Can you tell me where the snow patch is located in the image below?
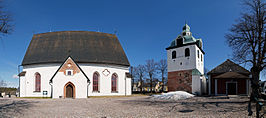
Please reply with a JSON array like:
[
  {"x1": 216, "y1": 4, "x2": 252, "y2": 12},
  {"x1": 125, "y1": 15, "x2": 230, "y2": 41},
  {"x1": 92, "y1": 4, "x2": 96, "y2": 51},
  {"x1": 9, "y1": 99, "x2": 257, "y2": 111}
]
[{"x1": 152, "y1": 91, "x2": 194, "y2": 100}]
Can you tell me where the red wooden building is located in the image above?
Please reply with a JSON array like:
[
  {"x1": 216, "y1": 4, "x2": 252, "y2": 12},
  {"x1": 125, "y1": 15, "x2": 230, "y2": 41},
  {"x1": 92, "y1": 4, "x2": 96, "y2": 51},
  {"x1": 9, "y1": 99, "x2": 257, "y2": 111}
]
[{"x1": 207, "y1": 59, "x2": 251, "y2": 95}]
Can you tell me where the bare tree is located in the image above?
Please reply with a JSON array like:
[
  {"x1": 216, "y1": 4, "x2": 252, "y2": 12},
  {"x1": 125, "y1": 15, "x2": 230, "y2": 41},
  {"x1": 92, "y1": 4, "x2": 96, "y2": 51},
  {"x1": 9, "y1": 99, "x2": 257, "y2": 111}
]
[
  {"x1": 0, "y1": 0, "x2": 12, "y2": 36},
  {"x1": 145, "y1": 59, "x2": 157, "y2": 93},
  {"x1": 133, "y1": 65, "x2": 145, "y2": 93},
  {"x1": 157, "y1": 59, "x2": 167, "y2": 92},
  {"x1": 225, "y1": 0, "x2": 265, "y2": 117}
]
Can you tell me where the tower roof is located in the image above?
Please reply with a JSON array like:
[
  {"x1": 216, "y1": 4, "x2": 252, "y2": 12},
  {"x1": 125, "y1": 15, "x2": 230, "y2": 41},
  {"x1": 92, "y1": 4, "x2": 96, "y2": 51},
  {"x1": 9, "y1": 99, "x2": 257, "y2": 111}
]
[
  {"x1": 166, "y1": 24, "x2": 203, "y2": 52},
  {"x1": 182, "y1": 24, "x2": 190, "y2": 32}
]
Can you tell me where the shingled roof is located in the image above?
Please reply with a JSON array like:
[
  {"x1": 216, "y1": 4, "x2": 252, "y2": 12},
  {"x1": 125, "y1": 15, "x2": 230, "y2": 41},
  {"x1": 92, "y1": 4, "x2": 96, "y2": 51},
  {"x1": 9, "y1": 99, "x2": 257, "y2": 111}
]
[
  {"x1": 207, "y1": 59, "x2": 250, "y2": 75},
  {"x1": 22, "y1": 31, "x2": 130, "y2": 66}
]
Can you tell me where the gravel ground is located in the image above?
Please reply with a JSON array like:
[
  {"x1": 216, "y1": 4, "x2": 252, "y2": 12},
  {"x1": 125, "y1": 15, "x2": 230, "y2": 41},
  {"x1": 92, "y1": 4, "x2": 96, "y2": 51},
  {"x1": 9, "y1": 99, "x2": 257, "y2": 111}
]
[{"x1": 0, "y1": 96, "x2": 264, "y2": 118}]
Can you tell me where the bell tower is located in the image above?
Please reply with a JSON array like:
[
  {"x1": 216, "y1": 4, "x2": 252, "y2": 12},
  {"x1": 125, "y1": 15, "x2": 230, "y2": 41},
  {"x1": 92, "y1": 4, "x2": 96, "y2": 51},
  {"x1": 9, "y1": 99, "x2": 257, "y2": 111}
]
[{"x1": 166, "y1": 24, "x2": 206, "y2": 94}]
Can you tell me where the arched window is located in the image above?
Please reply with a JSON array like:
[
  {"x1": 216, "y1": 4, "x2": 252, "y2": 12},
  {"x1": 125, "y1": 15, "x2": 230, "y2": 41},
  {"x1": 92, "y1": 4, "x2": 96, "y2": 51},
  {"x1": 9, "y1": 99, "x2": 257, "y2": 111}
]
[
  {"x1": 172, "y1": 51, "x2": 176, "y2": 59},
  {"x1": 201, "y1": 54, "x2": 203, "y2": 62},
  {"x1": 197, "y1": 50, "x2": 200, "y2": 58},
  {"x1": 35, "y1": 72, "x2": 41, "y2": 92},
  {"x1": 185, "y1": 48, "x2": 190, "y2": 57},
  {"x1": 93, "y1": 72, "x2": 99, "y2": 92},
  {"x1": 111, "y1": 73, "x2": 118, "y2": 92}
]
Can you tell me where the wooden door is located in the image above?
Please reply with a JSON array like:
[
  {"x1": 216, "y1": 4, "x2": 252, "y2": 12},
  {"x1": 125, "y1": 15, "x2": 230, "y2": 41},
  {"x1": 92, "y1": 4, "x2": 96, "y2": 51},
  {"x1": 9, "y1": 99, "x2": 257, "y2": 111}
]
[
  {"x1": 227, "y1": 83, "x2": 237, "y2": 95},
  {"x1": 66, "y1": 84, "x2": 73, "y2": 98}
]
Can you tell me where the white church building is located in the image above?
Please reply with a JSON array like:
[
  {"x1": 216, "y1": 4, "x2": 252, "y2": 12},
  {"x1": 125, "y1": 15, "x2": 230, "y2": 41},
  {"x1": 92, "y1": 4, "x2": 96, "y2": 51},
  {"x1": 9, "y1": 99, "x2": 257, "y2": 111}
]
[
  {"x1": 19, "y1": 31, "x2": 132, "y2": 98},
  {"x1": 166, "y1": 24, "x2": 207, "y2": 95}
]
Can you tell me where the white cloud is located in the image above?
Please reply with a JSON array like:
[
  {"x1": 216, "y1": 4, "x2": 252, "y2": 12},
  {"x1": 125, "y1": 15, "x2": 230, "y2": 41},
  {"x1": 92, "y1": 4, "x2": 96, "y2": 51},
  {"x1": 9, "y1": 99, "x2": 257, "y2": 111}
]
[{"x1": 12, "y1": 74, "x2": 19, "y2": 79}]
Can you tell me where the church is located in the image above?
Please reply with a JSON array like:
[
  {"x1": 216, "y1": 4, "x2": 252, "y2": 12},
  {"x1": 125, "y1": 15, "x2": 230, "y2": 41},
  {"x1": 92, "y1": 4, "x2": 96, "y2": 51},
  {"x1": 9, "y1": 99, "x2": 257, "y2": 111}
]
[
  {"x1": 166, "y1": 24, "x2": 207, "y2": 95},
  {"x1": 19, "y1": 31, "x2": 132, "y2": 98}
]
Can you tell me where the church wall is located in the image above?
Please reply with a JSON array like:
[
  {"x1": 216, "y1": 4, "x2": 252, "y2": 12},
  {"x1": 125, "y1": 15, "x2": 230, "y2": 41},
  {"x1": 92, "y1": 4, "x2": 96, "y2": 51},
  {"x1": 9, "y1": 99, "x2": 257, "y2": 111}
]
[
  {"x1": 20, "y1": 63, "x2": 131, "y2": 98},
  {"x1": 19, "y1": 76, "x2": 26, "y2": 97},
  {"x1": 52, "y1": 72, "x2": 88, "y2": 98},
  {"x1": 79, "y1": 64, "x2": 130, "y2": 96},
  {"x1": 22, "y1": 64, "x2": 60, "y2": 97}
]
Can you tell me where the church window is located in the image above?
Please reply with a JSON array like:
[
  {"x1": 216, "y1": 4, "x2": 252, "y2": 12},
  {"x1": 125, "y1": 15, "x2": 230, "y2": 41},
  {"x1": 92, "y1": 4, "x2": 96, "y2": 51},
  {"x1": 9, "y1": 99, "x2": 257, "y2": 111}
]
[
  {"x1": 35, "y1": 72, "x2": 41, "y2": 92},
  {"x1": 201, "y1": 54, "x2": 203, "y2": 62},
  {"x1": 111, "y1": 73, "x2": 118, "y2": 92},
  {"x1": 172, "y1": 51, "x2": 176, "y2": 59},
  {"x1": 66, "y1": 70, "x2": 73, "y2": 76},
  {"x1": 185, "y1": 48, "x2": 190, "y2": 57},
  {"x1": 93, "y1": 72, "x2": 99, "y2": 92},
  {"x1": 180, "y1": 62, "x2": 182, "y2": 65}
]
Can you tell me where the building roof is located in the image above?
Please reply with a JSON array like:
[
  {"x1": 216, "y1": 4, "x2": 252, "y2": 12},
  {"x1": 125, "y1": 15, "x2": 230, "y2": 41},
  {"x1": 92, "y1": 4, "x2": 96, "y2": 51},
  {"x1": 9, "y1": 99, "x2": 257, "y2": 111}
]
[
  {"x1": 18, "y1": 71, "x2": 26, "y2": 77},
  {"x1": 207, "y1": 59, "x2": 250, "y2": 75},
  {"x1": 22, "y1": 31, "x2": 130, "y2": 66},
  {"x1": 213, "y1": 72, "x2": 249, "y2": 79},
  {"x1": 166, "y1": 24, "x2": 203, "y2": 52}
]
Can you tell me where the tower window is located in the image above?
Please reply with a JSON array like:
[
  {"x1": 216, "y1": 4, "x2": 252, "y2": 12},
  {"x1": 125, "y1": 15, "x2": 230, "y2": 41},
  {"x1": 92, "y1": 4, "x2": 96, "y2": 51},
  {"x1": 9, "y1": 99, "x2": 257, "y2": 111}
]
[
  {"x1": 201, "y1": 54, "x2": 203, "y2": 62},
  {"x1": 197, "y1": 50, "x2": 200, "y2": 58},
  {"x1": 172, "y1": 51, "x2": 176, "y2": 59},
  {"x1": 185, "y1": 48, "x2": 190, "y2": 57}
]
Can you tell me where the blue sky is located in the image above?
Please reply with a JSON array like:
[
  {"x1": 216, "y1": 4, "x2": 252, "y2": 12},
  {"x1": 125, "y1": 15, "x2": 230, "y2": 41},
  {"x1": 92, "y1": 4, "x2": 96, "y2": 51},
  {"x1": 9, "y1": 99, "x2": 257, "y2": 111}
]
[{"x1": 0, "y1": 0, "x2": 263, "y2": 87}]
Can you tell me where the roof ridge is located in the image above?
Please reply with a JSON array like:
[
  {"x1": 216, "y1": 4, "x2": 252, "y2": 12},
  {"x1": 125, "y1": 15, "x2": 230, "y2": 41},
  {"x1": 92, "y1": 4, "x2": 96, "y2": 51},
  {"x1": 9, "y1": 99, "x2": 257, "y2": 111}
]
[{"x1": 34, "y1": 31, "x2": 116, "y2": 37}]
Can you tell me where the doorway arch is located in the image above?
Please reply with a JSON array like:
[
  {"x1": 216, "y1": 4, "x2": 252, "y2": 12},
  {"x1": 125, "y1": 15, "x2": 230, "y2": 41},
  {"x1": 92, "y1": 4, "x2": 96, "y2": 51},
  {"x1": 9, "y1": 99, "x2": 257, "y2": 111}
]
[{"x1": 64, "y1": 82, "x2": 75, "y2": 98}]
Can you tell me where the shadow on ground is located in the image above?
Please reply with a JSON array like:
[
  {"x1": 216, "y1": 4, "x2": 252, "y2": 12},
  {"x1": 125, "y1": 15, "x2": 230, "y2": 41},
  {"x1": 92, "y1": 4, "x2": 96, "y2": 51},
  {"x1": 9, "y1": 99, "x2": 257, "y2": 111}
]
[
  {"x1": 120, "y1": 97, "x2": 252, "y2": 114},
  {"x1": 0, "y1": 99, "x2": 37, "y2": 118}
]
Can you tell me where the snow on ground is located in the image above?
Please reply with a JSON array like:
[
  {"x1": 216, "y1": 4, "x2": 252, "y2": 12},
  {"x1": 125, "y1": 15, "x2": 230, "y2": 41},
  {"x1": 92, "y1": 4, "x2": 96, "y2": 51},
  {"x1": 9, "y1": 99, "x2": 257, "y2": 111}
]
[{"x1": 152, "y1": 91, "x2": 194, "y2": 100}]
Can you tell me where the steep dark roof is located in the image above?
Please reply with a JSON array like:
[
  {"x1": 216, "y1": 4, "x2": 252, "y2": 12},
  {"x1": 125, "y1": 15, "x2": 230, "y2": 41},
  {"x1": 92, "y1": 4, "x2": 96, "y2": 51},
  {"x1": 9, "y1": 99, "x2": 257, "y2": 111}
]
[
  {"x1": 22, "y1": 31, "x2": 130, "y2": 66},
  {"x1": 207, "y1": 59, "x2": 250, "y2": 75}
]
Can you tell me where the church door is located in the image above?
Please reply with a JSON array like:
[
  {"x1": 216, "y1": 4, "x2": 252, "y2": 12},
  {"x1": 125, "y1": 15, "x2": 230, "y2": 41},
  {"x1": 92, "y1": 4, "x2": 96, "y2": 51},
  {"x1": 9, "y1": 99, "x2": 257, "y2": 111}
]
[
  {"x1": 64, "y1": 82, "x2": 75, "y2": 98},
  {"x1": 66, "y1": 84, "x2": 73, "y2": 98}
]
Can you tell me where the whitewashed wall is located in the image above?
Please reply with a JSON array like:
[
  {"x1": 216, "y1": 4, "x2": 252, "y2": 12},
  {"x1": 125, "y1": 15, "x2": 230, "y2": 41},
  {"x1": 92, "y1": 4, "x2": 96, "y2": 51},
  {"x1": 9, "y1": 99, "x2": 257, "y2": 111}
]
[
  {"x1": 20, "y1": 64, "x2": 59, "y2": 97},
  {"x1": 52, "y1": 71, "x2": 88, "y2": 98},
  {"x1": 192, "y1": 75, "x2": 201, "y2": 95},
  {"x1": 80, "y1": 64, "x2": 130, "y2": 96},
  {"x1": 20, "y1": 63, "x2": 131, "y2": 98},
  {"x1": 167, "y1": 45, "x2": 204, "y2": 74},
  {"x1": 19, "y1": 76, "x2": 26, "y2": 97}
]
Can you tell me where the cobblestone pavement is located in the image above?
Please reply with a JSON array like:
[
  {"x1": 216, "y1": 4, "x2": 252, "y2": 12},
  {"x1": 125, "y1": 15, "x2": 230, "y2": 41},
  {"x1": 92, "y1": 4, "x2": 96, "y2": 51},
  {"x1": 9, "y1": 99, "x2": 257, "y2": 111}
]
[{"x1": 0, "y1": 96, "x2": 264, "y2": 118}]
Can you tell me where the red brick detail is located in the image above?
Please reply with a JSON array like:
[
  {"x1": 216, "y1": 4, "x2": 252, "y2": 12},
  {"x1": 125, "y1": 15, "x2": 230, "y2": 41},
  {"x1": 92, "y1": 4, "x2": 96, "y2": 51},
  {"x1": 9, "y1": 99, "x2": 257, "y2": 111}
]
[
  {"x1": 168, "y1": 70, "x2": 192, "y2": 93},
  {"x1": 59, "y1": 58, "x2": 80, "y2": 75}
]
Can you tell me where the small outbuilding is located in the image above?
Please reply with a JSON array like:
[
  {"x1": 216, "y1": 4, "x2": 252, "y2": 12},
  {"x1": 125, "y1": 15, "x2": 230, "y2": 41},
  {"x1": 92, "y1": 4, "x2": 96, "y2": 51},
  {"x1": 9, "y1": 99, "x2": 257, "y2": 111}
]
[{"x1": 207, "y1": 59, "x2": 251, "y2": 96}]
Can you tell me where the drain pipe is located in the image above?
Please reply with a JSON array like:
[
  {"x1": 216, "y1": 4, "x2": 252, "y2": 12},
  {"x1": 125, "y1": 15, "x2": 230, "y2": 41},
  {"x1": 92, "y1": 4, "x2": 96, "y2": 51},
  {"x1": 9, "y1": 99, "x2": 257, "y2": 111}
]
[
  {"x1": 125, "y1": 75, "x2": 126, "y2": 96},
  {"x1": 49, "y1": 82, "x2": 53, "y2": 98},
  {"x1": 87, "y1": 81, "x2": 90, "y2": 98},
  {"x1": 17, "y1": 65, "x2": 22, "y2": 97}
]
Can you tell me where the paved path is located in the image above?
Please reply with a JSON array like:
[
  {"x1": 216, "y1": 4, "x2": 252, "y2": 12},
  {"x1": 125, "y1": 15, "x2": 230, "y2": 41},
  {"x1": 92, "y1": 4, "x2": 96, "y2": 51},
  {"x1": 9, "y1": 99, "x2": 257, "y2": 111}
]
[{"x1": 0, "y1": 96, "x2": 263, "y2": 118}]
